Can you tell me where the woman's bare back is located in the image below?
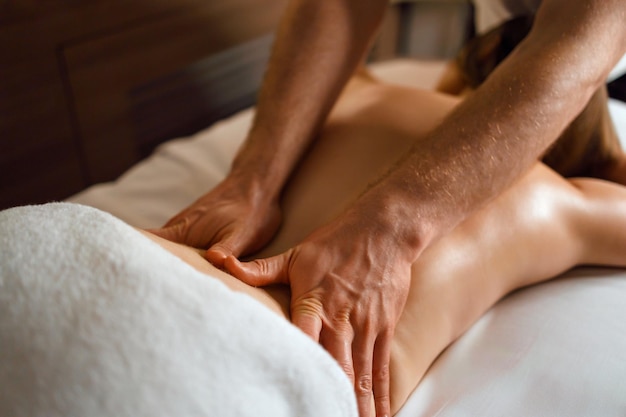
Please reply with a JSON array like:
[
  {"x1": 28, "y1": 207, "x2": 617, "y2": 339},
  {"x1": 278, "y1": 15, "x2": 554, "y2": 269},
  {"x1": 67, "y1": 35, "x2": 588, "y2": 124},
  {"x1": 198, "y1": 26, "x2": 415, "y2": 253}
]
[{"x1": 145, "y1": 73, "x2": 626, "y2": 414}]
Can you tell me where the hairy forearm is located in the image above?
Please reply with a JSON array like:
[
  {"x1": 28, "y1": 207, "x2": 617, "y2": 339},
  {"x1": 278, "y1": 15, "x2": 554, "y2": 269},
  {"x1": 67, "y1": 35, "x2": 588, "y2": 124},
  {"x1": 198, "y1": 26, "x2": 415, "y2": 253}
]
[
  {"x1": 357, "y1": 0, "x2": 626, "y2": 258},
  {"x1": 232, "y1": 0, "x2": 388, "y2": 198}
]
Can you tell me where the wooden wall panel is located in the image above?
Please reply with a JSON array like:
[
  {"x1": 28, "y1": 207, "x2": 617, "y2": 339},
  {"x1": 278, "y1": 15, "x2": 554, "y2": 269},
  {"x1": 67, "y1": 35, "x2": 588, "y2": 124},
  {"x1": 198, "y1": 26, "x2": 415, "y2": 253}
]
[
  {"x1": 1, "y1": 21, "x2": 85, "y2": 209},
  {"x1": 63, "y1": 0, "x2": 286, "y2": 183},
  {"x1": 129, "y1": 34, "x2": 276, "y2": 157},
  {"x1": 1, "y1": 0, "x2": 407, "y2": 210},
  {"x1": 0, "y1": 0, "x2": 286, "y2": 209}
]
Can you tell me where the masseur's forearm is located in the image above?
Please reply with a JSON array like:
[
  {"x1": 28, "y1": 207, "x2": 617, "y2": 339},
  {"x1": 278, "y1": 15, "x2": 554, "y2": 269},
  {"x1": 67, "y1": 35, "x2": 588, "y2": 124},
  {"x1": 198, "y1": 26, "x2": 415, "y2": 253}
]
[
  {"x1": 230, "y1": 0, "x2": 388, "y2": 198},
  {"x1": 358, "y1": 0, "x2": 626, "y2": 256}
]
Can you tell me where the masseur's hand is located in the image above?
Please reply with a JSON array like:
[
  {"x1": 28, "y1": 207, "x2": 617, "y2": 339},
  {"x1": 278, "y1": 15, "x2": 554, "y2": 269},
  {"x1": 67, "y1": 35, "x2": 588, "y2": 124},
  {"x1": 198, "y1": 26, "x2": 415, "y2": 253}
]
[
  {"x1": 151, "y1": 175, "x2": 281, "y2": 267},
  {"x1": 226, "y1": 205, "x2": 416, "y2": 417}
]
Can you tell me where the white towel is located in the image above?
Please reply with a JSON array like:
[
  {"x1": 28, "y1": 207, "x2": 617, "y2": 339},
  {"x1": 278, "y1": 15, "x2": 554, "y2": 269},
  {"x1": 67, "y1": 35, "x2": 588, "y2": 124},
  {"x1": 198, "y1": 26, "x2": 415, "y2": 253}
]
[{"x1": 0, "y1": 203, "x2": 357, "y2": 417}]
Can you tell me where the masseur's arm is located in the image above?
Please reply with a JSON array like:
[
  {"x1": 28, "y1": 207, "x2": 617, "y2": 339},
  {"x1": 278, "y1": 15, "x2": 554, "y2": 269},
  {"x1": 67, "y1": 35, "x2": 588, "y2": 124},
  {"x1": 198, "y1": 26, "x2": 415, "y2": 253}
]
[
  {"x1": 237, "y1": 0, "x2": 389, "y2": 194},
  {"x1": 369, "y1": 0, "x2": 626, "y2": 238},
  {"x1": 230, "y1": 1, "x2": 626, "y2": 417},
  {"x1": 153, "y1": 0, "x2": 388, "y2": 261}
]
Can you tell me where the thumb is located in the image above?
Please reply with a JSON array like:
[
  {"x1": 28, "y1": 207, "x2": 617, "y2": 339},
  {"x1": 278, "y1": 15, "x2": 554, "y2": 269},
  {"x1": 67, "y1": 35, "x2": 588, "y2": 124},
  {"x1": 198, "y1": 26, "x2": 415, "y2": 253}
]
[
  {"x1": 224, "y1": 251, "x2": 291, "y2": 287},
  {"x1": 205, "y1": 234, "x2": 248, "y2": 268},
  {"x1": 147, "y1": 221, "x2": 187, "y2": 244}
]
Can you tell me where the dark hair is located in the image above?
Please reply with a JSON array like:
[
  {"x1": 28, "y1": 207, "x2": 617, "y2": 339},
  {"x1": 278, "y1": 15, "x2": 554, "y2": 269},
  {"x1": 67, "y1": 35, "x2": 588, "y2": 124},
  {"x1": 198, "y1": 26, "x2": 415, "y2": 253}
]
[
  {"x1": 455, "y1": 14, "x2": 623, "y2": 180},
  {"x1": 457, "y1": 15, "x2": 534, "y2": 88}
]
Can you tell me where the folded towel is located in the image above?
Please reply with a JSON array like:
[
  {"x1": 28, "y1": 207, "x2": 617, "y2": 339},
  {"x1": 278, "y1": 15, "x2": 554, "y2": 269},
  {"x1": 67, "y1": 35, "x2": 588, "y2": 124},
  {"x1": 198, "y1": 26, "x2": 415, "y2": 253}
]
[{"x1": 0, "y1": 203, "x2": 357, "y2": 417}]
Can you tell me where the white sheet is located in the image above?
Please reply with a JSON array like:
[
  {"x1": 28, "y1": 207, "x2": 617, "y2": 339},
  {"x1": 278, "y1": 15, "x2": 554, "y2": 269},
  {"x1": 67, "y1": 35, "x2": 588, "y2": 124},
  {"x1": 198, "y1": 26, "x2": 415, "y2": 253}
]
[
  {"x1": 69, "y1": 59, "x2": 626, "y2": 416},
  {"x1": 0, "y1": 203, "x2": 357, "y2": 417}
]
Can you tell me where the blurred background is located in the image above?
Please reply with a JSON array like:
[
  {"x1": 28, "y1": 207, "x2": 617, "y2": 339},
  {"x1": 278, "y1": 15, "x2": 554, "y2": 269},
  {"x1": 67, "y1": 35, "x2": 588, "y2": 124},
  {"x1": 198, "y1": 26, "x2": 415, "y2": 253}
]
[{"x1": 2, "y1": 0, "x2": 623, "y2": 210}]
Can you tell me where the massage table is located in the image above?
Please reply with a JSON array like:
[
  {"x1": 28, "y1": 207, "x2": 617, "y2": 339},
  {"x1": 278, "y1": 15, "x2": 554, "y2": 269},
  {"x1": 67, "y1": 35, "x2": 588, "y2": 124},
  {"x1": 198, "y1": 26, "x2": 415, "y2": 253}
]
[
  {"x1": 61, "y1": 59, "x2": 626, "y2": 416},
  {"x1": 3, "y1": 0, "x2": 626, "y2": 411}
]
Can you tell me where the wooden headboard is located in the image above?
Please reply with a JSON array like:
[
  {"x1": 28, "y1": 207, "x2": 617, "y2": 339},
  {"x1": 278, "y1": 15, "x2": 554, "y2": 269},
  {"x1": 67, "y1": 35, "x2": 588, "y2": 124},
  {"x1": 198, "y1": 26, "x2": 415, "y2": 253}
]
[{"x1": 1, "y1": 0, "x2": 286, "y2": 210}]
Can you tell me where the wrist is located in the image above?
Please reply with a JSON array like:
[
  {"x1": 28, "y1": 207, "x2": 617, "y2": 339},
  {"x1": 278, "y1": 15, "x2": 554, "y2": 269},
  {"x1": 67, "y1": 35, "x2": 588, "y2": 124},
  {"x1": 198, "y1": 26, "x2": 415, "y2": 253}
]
[
  {"x1": 229, "y1": 124, "x2": 306, "y2": 200},
  {"x1": 346, "y1": 187, "x2": 434, "y2": 264},
  {"x1": 223, "y1": 168, "x2": 280, "y2": 209},
  {"x1": 229, "y1": 147, "x2": 285, "y2": 203}
]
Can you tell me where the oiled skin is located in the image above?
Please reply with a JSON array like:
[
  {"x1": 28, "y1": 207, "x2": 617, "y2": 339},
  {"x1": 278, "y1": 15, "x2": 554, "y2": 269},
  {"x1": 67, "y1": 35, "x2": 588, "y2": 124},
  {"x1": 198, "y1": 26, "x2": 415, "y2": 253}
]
[{"x1": 144, "y1": 75, "x2": 626, "y2": 415}]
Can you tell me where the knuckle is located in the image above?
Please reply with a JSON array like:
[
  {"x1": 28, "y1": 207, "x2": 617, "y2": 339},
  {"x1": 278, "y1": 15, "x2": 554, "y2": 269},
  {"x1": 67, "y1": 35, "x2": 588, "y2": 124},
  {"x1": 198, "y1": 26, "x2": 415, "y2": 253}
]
[
  {"x1": 330, "y1": 308, "x2": 351, "y2": 329},
  {"x1": 378, "y1": 325, "x2": 396, "y2": 342},
  {"x1": 292, "y1": 297, "x2": 324, "y2": 317},
  {"x1": 211, "y1": 242, "x2": 230, "y2": 252},
  {"x1": 341, "y1": 363, "x2": 356, "y2": 381},
  {"x1": 184, "y1": 208, "x2": 205, "y2": 222},
  {"x1": 354, "y1": 346, "x2": 372, "y2": 364},
  {"x1": 356, "y1": 373, "x2": 373, "y2": 395},
  {"x1": 257, "y1": 259, "x2": 271, "y2": 276},
  {"x1": 374, "y1": 391, "x2": 391, "y2": 403},
  {"x1": 373, "y1": 362, "x2": 390, "y2": 382}
]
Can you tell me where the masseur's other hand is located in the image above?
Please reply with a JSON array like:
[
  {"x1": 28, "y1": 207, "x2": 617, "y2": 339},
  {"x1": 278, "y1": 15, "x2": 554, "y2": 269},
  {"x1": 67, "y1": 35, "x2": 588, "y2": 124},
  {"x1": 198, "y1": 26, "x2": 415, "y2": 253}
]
[
  {"x1": 226, "y1": 209, "x2": 415, "y2": 417},
  {"x1": 150, "y1": 175, "x2": 281, "y2": 267}
]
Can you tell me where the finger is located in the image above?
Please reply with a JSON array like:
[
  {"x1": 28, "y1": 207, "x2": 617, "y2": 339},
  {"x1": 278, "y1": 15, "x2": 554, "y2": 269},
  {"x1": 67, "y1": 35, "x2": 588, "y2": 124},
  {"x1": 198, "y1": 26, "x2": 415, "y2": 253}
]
[
  {"x1": 205, "y1": 234, "x2": 246, "y2": 267},
  {"x1": 372, "y1": 331, "x2": 393, "y2": 417},
  {"x1": 225, "y1": 251, "x2": 291, "y2": 286},
  {"x1": 205, "y1": 225, "x2": 260, "y2": 265},
  {"x1": 351, "y1": 329, "x2": 376, "y2": 417},
  {"x1": 319, "y1": 311, "x2": 355, "y2": 384},
  {"x1": 292, "y1": 302, "x2": 324, "y2": 344},
  {"x1": 205, "y1": 247, "x2": 229, "y2": 268},
  {"x1": 146, "y1": 221, "x2": 187, "y2": 244}
]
